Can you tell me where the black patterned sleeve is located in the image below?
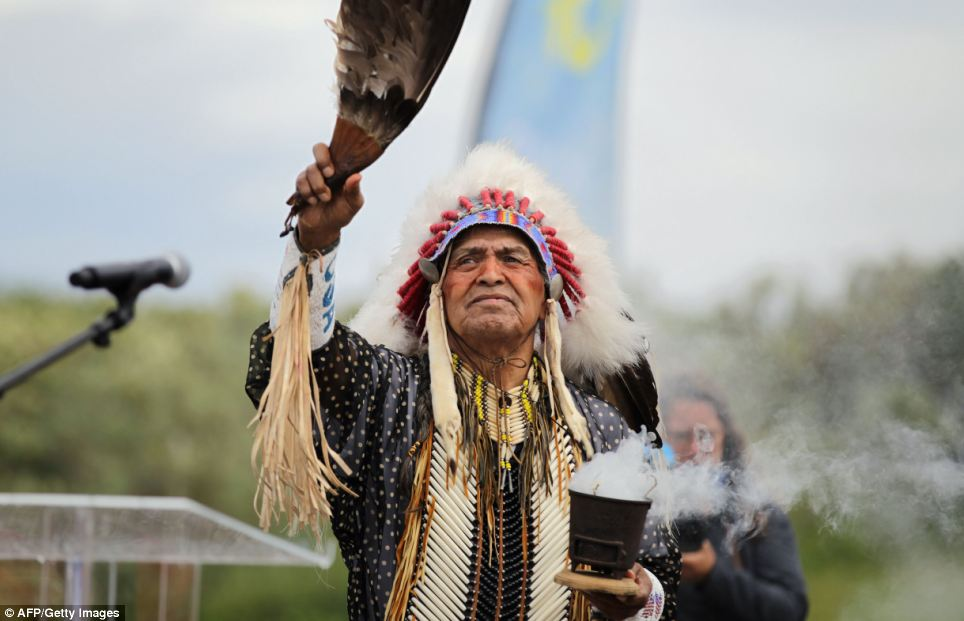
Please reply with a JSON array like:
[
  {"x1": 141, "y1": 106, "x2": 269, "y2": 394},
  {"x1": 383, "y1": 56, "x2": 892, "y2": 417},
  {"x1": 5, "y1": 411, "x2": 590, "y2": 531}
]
[
  {"x1": 638, "y1": 520, "x2": 682, "y2": 620},
  {"x1": 245, "y1": 320, "x2": 419, "y2": 491}
]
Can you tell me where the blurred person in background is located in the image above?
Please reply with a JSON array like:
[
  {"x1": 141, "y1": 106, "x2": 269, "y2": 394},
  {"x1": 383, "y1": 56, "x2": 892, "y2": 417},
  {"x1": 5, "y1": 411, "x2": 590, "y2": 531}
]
[{"x1": 663, "y1": 375, "x2": 808, "y2": 621}]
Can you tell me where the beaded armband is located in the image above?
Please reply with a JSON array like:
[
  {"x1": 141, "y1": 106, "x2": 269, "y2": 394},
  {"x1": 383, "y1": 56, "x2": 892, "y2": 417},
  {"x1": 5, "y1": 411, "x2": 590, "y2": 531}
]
[{"x1": 269, "y1": 235, "x2": 339, "y2": 350}]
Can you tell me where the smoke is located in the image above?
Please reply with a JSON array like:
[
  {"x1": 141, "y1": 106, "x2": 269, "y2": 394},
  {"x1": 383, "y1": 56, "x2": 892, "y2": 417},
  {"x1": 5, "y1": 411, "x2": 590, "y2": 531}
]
[
  {"x1": 568, "y1": 431, "x2": 738, "y2": 523},
  {"x1": 568, "y1": 416, "x2": 964, "y2": 547},
  {"x1": 569, "y1": 432, "x2": 655, "y2": 502},
  {"x1": 648, "y1": 460, "x2": 732, "y2": 523},
  {"x1": 744, "y1": 415, "x2": 964, "y2": 544}
]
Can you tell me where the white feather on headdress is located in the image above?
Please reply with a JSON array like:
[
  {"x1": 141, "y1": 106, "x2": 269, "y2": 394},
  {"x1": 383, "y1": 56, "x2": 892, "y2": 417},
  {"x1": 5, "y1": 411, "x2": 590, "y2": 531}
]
[{"x1": 350, "y1": 142, "x2": 648, "y2": 384}]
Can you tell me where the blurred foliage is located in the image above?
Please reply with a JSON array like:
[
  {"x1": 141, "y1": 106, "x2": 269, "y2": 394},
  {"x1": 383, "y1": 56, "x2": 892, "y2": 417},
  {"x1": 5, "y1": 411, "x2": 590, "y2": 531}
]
[
  {"x1": 0, "y1": 290, "x2": 346, "y2": 619},
  {"x1": 643, "y1": 255, "x2": 964, "y2": 445},
  {"x1": 1, "y1": 253, "x2": 962, "y2": 619}
]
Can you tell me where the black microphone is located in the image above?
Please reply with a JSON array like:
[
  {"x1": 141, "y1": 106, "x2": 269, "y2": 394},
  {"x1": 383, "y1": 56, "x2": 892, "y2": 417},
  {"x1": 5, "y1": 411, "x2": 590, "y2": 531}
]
[{"x1": 69, "y1": 254, "x2": 191, "y2": 293}]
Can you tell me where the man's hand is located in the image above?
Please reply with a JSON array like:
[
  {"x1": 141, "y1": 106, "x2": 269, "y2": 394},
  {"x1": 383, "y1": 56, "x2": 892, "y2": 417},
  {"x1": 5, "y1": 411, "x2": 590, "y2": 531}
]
[
  {"x1": 293, "y1": 143, "x2": 365, "y2": 251},
  {"x1": 586, "y1": 563, "x2": 652, "y2": 619},
  {"x1": 680, "y1": 539, "x2": 717, "y2": 583}
]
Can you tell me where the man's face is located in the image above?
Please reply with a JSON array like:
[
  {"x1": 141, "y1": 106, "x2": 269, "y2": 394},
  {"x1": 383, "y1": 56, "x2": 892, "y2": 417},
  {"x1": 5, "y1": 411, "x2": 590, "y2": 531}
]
[
  {"x1": 665, "y1": 399, "x2": 726, "y2": 464},
  {"x1": 442, "y1": 226, "x2": 547, "y2": 347}
]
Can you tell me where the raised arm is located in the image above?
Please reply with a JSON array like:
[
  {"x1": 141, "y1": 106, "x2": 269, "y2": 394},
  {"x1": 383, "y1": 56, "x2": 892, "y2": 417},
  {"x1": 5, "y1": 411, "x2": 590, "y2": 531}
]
[
  {"x1": 248, "y1": 144, "x2": 416, "y2": 463},
  {"x1": 246, "y1": 144, "x2": 411, "y2": 538}
]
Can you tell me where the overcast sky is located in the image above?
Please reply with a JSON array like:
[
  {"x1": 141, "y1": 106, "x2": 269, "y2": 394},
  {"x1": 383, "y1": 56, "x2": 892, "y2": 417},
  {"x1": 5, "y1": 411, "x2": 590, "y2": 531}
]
[{"x1": 1, "y1": 0, "x2": 962, "y2": 310}]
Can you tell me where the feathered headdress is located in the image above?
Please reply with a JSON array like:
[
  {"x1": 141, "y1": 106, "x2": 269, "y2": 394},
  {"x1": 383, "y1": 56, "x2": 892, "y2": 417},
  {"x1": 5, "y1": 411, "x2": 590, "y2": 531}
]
[
  {"x1": 350, "y1": 143, "x2": 662, "y2": 464},
  {"x1": 282, "y1": 0, "x2": 472, "y2": 235},
  {"x1": 254, "y1": 0, "x2": 471, "y2": 542}
]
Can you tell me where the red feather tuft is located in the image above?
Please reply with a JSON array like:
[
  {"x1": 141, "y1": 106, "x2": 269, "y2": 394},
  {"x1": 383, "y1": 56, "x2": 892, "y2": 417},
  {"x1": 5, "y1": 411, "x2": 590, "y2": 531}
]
[
  {"x1": 419, "y1": 239, "x2": 439, "y2": 257},
  {"x1": 559, "y1": 295, "x2": 573, "y2": 320},
  {"x1": 397, "y1": 272, "x2": 422, "y2": 298},
  {"x1": 398, "y1": 278, "x2": 427, "y2": 315},
  {"x1": 546, "y1": 237, "x2": 569, "y2": 251},
  {"x1": 504, "y1": 191, "x2": 515, "y2": 208},
  {"x1": 553, "y1": 255, "x2": 582, "y2": 277},
  {"x1": 550, "y1": 247, "x2": 575, "y2": 264},
  {"x1": 560, "y1": 270, "x2": 585, "y2": 299}
]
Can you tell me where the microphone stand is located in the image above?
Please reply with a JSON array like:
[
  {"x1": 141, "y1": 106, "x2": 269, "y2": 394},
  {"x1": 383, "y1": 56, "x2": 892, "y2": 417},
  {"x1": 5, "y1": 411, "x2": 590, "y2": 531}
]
[{"x1": 0, "y1": 282, "x2": 143, "y2": 400}]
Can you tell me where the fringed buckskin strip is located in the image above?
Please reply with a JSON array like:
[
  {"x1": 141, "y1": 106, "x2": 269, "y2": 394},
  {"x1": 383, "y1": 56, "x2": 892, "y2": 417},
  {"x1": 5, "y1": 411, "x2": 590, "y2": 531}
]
[{"x1": 250, "y1": 251, "x2": 355, "y2": 544}]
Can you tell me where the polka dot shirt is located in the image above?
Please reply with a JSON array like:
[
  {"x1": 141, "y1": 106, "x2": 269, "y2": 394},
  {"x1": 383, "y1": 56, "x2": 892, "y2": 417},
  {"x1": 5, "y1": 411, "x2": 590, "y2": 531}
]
[{"x1": 246, "y1": 321, "x2": 680, "y2": 620}]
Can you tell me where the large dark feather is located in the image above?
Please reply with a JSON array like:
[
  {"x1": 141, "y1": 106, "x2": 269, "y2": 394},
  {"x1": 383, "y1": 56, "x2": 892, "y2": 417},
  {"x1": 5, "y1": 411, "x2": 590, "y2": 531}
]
[
  {"x1": 283, "y1": 0, "x2": 471, "y2": 234},
  {"x1": 596, "y1": 353, "x2": 661, "y2": 445},
  {"x1": 595, "y1": 314, "x2": 662, "y2": 445}
]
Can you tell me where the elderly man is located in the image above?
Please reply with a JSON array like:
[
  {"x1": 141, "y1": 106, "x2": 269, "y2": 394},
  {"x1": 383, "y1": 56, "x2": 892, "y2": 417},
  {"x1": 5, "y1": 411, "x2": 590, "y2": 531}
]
[{"x1": 245, "y1": 143, "x2": 680, "y2": 620}]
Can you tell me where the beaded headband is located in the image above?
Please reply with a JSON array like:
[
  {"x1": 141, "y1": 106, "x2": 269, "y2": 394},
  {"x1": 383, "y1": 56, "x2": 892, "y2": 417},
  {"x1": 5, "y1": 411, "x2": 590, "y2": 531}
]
[{"x1": 395, "y1": 187, "x2": 586, "y2": 331}]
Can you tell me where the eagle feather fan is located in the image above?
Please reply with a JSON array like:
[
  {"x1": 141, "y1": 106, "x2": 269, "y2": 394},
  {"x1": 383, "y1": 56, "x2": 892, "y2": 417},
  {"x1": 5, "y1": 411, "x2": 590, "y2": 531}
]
[{"x1": 284, "y1": 0, "x2": 471, "y2": 232}]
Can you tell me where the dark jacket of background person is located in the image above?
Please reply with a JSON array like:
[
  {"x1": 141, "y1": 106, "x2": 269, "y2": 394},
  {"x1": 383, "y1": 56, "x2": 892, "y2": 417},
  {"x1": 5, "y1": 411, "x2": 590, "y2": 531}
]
[{"x1": 676, "y1": 508, "x2": 808, "y2": 621}]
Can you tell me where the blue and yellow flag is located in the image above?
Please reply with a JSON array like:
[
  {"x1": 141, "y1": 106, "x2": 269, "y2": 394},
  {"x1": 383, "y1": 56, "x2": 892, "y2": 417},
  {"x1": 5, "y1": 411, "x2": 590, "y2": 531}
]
[{"x1": 475, "y1": 0, "x2": 630, "y2": 242}]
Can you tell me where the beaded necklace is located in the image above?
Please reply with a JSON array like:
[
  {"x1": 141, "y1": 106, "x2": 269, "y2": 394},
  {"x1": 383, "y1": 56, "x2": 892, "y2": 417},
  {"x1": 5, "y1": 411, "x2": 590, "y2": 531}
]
[{"x1": 456, "y1": 354, "x2": 539, "y2": 483}]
